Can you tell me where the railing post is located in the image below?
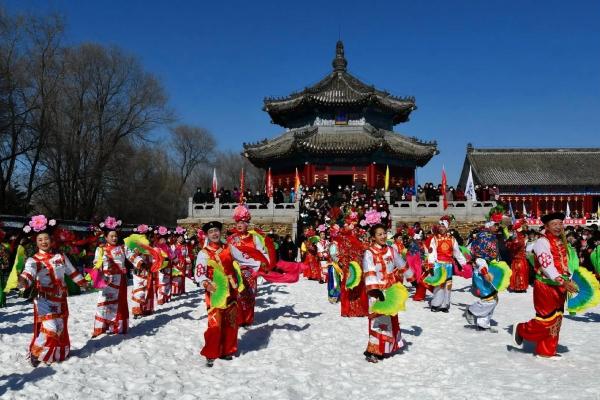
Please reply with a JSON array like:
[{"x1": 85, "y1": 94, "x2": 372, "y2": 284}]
[
  {"x1": 269, "y1": 196, "x2": 274, "y2": 216},
  {"x1": 188, "y1": 197, "x2": 193, "y2": 217},
  {"x1": 466, "y1": 199, "x2": 473, "y2": 220},
  {"x1": 214, "y1": 197, "x2": 220, "y2": 217},
  {"x1": 410, "y1": 196, "x2": 417, "y2": 214}
]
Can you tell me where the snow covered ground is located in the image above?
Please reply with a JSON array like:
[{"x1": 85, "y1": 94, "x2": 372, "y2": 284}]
[{"x1": 1, "y1": 277, "x2": 600, "y2": 400}]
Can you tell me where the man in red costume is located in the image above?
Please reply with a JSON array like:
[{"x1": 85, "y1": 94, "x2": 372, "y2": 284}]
[
  {"x1": 196, "y1": 221, "x2": 240, "y2": 367},
  {"x1": 227, "y1": 205, "x2": 270, "y2": 327},
  {"x1": 512, "y1": 212, "x2": 578, "y2": 358}
]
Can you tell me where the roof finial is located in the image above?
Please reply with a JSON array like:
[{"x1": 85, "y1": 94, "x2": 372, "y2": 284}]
[{"x1": 332, "y1": 40, "x2": 347, "y2": 72}]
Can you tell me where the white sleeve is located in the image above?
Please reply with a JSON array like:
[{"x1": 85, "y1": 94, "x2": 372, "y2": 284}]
[
  {"x1": 63, "y1": 254, "x2": 86, "y2": 285},
  {"x1": 195, "y1": 251, "x2": 209, "y2": 284},
  {"x1": 427, "y1": 237, "x2": 438, "y2": 264},
  {"x1": 363, "y1": 250, "x2": 378, "y2": 291},
  {"x1": 20, "y1": 257, "x2": 38, "y2": 288},
  {"x1": 452, "y1": 239, "x2": 467, "y2": 266},
  {"x1": 532, "y1": 238, "x2": 560, "y2": 280}
]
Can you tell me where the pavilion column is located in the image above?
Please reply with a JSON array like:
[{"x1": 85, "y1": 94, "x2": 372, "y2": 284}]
[{"x1": 367, "y1": 164, "x2": 376, "y2": 189}]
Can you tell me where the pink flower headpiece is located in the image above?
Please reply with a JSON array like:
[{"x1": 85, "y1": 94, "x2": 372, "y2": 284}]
[
  {"x1": 317, "y1": 224, "x2": 328, "y2": 233},
  {"x1": 233, "y1": 205, "x2": 251, "y2": 223},
  {"x1": 99, "y1": 216, "x2": 122, "y2": 231},
  {"x1": 155, "y1": 226, "x2": 170, "y2": 236},
  {"x1": 360, "y1": 209, "x2": 383, "y2": 227},
  {"x1": 175, "y1": 226, "x2": 186, "y2": 235},
  {"x1": 135, "y1": 224, "x2": 149, "y2": 234},
  {"x1": 23, "y1": 214, "x2": 56, "y2": 234}
]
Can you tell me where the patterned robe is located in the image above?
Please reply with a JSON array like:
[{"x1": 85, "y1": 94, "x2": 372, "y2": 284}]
[
  {"x1": 92, "y1": 244, "x2": 129, "y2": 337},
  {"x1": 196, "y1": 242, "x2": 239, "y2": 359},
  {"x1": 507, "y1": 232, "x2": 529, "y2": 292},
  {"x1": 337, "y1": 231, "x2": 368, "y2": 317},
  {"x1": 517, "y1": 233, "x2": 570, "y2": 357},
  {"x1": 20, "y1": 251, "x2": 86, "y2": 363},
  {"x1": 363, "y1": 243, "x2": 412, "y2": 357},
  {"x1": 227, "y1": 231, "x2": 270, "y2": 326},
  {"x1": 126, "y1": 246, "x2": 155, "y2": 317}
]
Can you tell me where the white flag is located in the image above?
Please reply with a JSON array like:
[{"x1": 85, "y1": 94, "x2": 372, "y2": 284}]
[
  {"x1": 465, "y1": 166, "x2": 477, "y2": 201},
  {"x1": 522, "y1": 202, "x2": 527, "y2": 217},
  {"x1": 566, "y1": 202, "x2": 571, "y2": 218}
]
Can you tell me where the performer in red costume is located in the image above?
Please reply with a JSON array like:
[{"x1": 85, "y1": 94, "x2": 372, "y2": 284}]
[
  {"x1": 227, "y1": 205, "x2": 270, "y2": 327},
  {"x1": 337, "y1": 216, "x2": 369, "y2": 317},
  {"x1": 171, "y1": 227, "x2": 191, "y2": 296},
  {"x1": 196, "y1": 221, "x2": 240, "y2": 367},
  {"x1": 18, "y1": 215, "x2": 89, "y2": 366},
  {"x1": 91, "y1": 216, "x2": 129, "y2": 337},
  {"x1": 512, "y1": 212, "x2": 579, "y2": 358},
  {"x1": 507, "y1": 219, "x2": 530, "y2": 293}
]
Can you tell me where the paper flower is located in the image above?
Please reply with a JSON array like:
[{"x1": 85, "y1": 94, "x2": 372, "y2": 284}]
[
  {"x1": 103, "y1": 216, "x2": 120, "y2": 230},
  {"x1": 317, "y1": 224, "x2": 327, "y2": 233},
  {"x1": 23, "y1": 225, "x2": 32, "y2": 233},
  {"x1": 380, "y1": 211, "x2": 387, "y2": 218},
  {"x1": 136, "y1": 224, "x2": 149, "y2": 234},
  {"x1": 175, "y1": 226, "x2": 186, "y2": 235},
  {"x1": 29, "y1": 215, "x2": 48, "y2": 232},
  {"x1": 364, "y1": 209, "x2": 382, "y2": 226},
  {"x1": 157, "y1": 226, "x2": 168, "y2": 236}
]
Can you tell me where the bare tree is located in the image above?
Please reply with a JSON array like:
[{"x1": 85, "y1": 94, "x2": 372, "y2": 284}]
[
  {"x1": 170, "y1": 124, "x2": 215, "y2": 196},
  {"x1": 38, "y1": 43, "x2": 171, "y2": 219}
]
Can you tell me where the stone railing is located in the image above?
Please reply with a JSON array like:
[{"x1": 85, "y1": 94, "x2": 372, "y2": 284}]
[
  {"x1": 388, "y1": 196, "x2": 497, "y2": 221},
  {"x1": 186, "y1": 198, "x2": 298, "y2": 220},
  {"x1": 184, "y1": 195, "x2": 495, "y2": 222}
]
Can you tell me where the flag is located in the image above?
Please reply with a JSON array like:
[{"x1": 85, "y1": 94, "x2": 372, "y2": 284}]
[
  {"x1": 465, "y1": 166, "x2": 476, "y2": 201},
  {"x1": 239, "y1": 168, "x2": 245, "y2": 204},
  {"x1": 294, "y1": 167, "x2": 300, "y2": 202},
  {"x1": 266, "y1": 167, "x2": 273, "y2": 198},
  {"x1": 522, "y1": 201, "x2": 527, "y2": 217},
  {"x1": 384, "y1": 165, "x2": 390, "y2": 191},
  {"x1": 508, "y1": 202, "x2": 516, "y2": 223},
  {"x1": 441, "y1": 166, "x2": 447, "y2": 210},
  {"x1": 211, "y1": 168, "x2": 218, "y2": 198},
  {"x1": 566, "y1": 202, "x2": 571, "y2": 218}
]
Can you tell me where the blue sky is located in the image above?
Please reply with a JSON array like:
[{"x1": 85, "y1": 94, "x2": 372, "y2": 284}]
[{"x1": 6, "y1": 0, "x2": 600, "y2": 184}]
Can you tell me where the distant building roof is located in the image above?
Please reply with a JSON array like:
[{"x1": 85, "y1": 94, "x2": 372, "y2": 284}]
[{"x1": 458, "y1": 145, "x2": 600, "y2": 191}]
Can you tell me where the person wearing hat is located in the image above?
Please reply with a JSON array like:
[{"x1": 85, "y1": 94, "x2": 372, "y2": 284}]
[
  {"x1": 227, "y1": 205, "x2": 271, "y2": 327},
  {"x1": 512, "y1": 212, "x2": 579, "y2": 359},
  {"x1": 463, "y1": 214, "x2": 502, "y2": 331},
  {"x1": 507, "y1": 219, "x2": 529, "y2": 293},
  {"x1": 91, "y1": 216, "x2": 129, "y2": 338},
  {"x1": 195, "y1": 220, "x2": 240, "y2": 367},
  {"x1": 17, "y1": 215, "x2": 89, "y2": 366},
  {"x1": 126, "y1": 224, "x2": 156, "y2": 319},
  {"x1": 427, "y1": 216, "x2": 468, "y2": 312}
]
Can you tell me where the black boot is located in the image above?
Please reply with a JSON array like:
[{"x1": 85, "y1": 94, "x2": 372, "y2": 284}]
[{"x1": 206, "y1": 358, "x2": 215, "y2": 367}]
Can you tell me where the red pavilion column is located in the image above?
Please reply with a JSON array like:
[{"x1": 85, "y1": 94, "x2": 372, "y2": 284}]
[{"x1": 367, "y1": 163, "x2": 376, "y2": 189}]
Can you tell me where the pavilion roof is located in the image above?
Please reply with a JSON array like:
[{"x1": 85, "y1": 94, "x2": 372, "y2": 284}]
[
  {"x1": 243, "y1": 124, "x2": 437, "y2": 168},
  {"x1": 263, "y1": 41, "x2": 416, "y2": 127}
]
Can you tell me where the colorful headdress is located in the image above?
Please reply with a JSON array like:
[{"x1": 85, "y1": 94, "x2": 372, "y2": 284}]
[
  {"x1": 513, "y1": 219, "x2": 526, "y2": 232},
  {"x1": 233, "y1": 205, "x2": 251, "y2": 223},
  {"x1": 134, "y1": 224, "x2": 150, "y2": 234},
  {"x1": 174, "y1": 226, "x2": 186, "y2": 235},
  {"x1": 22, "y1": 214, "x2": 57, "y2": 235},
  {"x1": 305, "y1": 227, "x2": 316, "y2": 237},
  {"x1": 360, "y1": 209, "x2": 384, "y2": 227},
  {"x1": 154, "y1": 226, "x2": 170, "y2": 237},
  {"x1": 438, "y1": 215, "x2": 453, "y2": 228},
  {"x1": 99, "y1": 216, "x2": 122, "y2": 232},
  {"x1": 316, "y1": 224, "x2": 328, "y2": 233}
]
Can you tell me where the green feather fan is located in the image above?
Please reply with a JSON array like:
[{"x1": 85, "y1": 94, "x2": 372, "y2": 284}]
[
  {"x1": 207, "y1": 260, "x2": 229, "y2": 309},
  {"x1": 370, "y1": 283, "x2": 409, "y2": 315},
  {"x1": 346, "y1": 261, "x2": 362, "y2": 289}
]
